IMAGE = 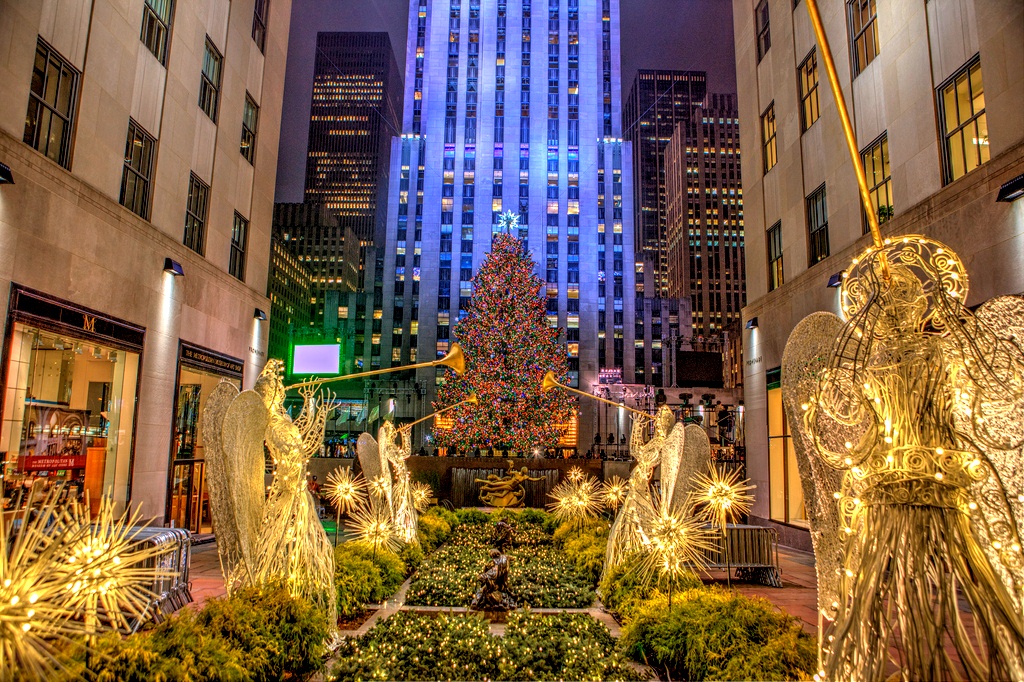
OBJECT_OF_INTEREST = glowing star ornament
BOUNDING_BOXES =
[601,476,628,512]
[349,503,402,559]
[410,481,434,513]
[0,490,165,682]
[636,491,713,607]
[566,466,585,483]
[547,474,603,529]
[324,466,367,516]
[693,465,755,533]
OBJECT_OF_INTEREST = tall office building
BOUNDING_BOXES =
[664,93,745,339]
[733,0,1023,547]
[380,0,638,450]
[304,32,402,245]
[624,70,707,297]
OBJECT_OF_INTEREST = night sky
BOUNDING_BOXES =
[275,0,737,201]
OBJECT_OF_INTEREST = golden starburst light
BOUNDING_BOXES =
[324,466,367,515]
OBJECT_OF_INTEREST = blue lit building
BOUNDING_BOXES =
[379,0,638,450]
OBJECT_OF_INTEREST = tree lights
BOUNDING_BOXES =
[432,228,575,453]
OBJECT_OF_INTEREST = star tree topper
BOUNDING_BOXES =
[498,210,520,233]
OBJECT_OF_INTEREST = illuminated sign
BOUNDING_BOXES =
[291,344,341,375]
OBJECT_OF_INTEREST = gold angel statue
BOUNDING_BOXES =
[783,236,1024,681]
[202,360,336,627]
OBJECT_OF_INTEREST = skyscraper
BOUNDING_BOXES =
[624,70,707,297]
[664,93,745,339]
[380,0,638,450]
[304,32,402,245]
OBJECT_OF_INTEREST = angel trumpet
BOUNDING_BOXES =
[541,371,651,418]
[286,343,465,391]
[400,392,478,431]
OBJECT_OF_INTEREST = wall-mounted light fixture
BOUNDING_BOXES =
[745,317,758,330]
[0,162,14,185]
[253,308,267,321]
[163,258,184,276]
[996,173,1024,203]
[827,272,844,287]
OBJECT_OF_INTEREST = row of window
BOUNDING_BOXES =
[755,0,877,76]
[141,0,269,65]
[760,56,988,291]
[24,32,259,282]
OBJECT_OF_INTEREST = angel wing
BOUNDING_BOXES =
[781,312,847,616]
[657,421,686,510]
[676,424,712,506]
[965,294,1024,608]
[202,382,269,587]
[357,431,391,511]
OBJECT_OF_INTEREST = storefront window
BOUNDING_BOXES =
[766,368,807,527]
[167,345,242,533]
[1,323,139,516]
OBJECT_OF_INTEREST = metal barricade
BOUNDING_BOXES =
[697,523,782,587]
[125,526,193,626]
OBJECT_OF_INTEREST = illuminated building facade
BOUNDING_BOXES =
[380,0,639,450]
[267,236,313,364]
[664,93,745,339]
[624,70,707,298]
[304,32,401,246]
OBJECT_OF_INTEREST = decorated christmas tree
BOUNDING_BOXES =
[432,213,575,453]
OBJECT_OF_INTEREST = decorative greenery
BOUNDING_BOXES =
[63,585,329,682]
[404,523,594,608]
[417,513,453,552]
[619,589,816,682]
[330,611,644,681]
[431,229,575,452]
[333,544,406,615]
[453,508,490,526]
[555,519,610,586]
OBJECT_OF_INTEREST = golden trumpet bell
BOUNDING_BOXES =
[440,343,466,376]
[542,370,560,392]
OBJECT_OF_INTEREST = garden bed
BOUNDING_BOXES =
[330,610,644,681]
[404,520,595,608]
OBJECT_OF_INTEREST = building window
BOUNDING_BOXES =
[229,212,248,281]
[939,58,988,184]
[120,119,155,219]
[198,38,222,122]
[861,133,892,228]
[761,103,777,173]
[183,173,209,254]
[755,0,771,62]
[767,368,806,526]
[240,95,259,163]
[798,49,819,131]
[848,0,878,76]
[767,221,783,291]
[140,0,173,64]
[23,40,79,168]
[806,184,829,266]
[252,0,269,53]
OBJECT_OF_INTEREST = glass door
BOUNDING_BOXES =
[168,460,209,533]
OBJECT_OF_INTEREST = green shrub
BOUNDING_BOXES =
[417,512,452,551]
[71,587,328,682]
[399,541,425,573]
[334,549,383,617]
[619,589,816,681]
[516,507,554,527]
[422,505,459,529]
[552,517,608,546]
[196,585,329,681]
[336,543,406,600]
[454,508,490,525]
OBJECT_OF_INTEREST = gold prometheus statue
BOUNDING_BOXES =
[476,459,543,508]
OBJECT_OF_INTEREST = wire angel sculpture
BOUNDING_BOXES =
[782,236,1024,681]
[202,360,336,628]
[604,406,712,575]
[355,421,420,546]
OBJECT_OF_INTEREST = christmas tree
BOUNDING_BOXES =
[433,213,575,453]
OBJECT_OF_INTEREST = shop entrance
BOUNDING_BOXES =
[166,343,243,534]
